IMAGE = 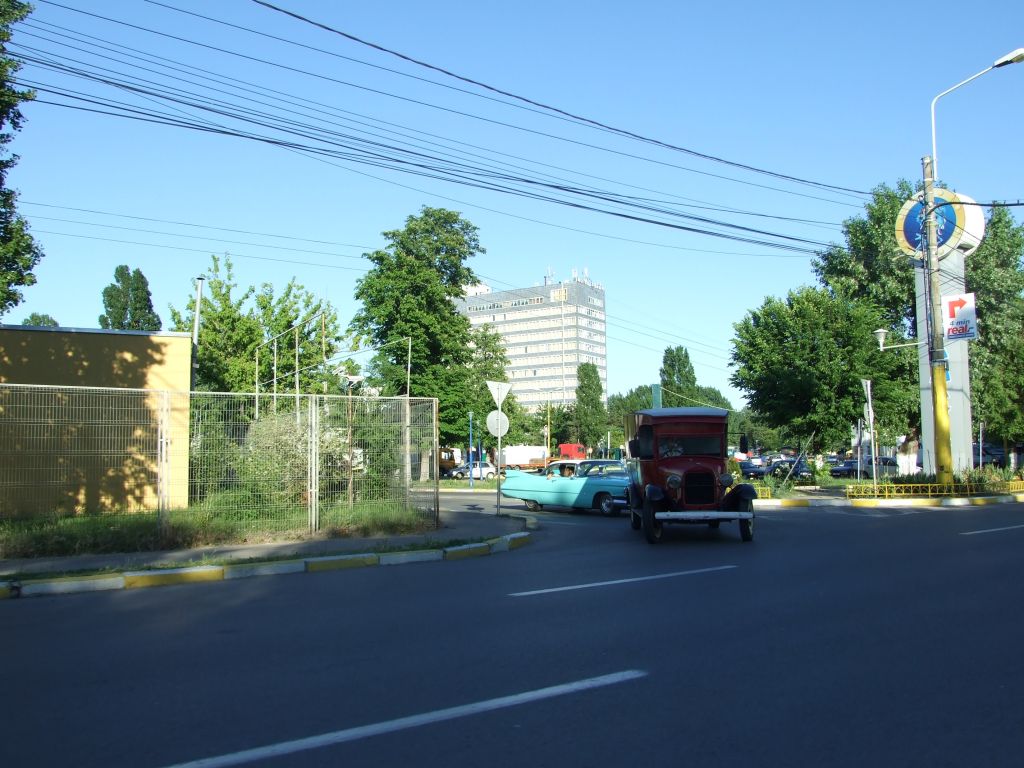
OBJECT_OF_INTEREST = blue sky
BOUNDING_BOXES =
[6,0,1023,406]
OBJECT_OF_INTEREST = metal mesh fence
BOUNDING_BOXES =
[0,384,439,542]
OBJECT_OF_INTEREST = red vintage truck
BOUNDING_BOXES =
[624,407,756,544]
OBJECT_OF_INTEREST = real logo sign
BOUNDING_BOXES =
[943,292,977,342]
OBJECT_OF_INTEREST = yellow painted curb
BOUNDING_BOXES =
[305,553,379,572]
[776,499,811,507]
[507,532,532,550]
[0,582,13,600]
[124,566,224,589]
[444,543,491,560]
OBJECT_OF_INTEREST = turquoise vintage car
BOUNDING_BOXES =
[500,459,630,515]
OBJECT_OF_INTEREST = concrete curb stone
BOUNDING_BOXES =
[1,530,534,601]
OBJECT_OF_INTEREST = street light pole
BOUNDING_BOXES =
[922,47,1023,481]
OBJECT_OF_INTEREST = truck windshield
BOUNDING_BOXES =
[657,435,721,458]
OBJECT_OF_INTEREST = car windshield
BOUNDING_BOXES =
[656,435,721,458]
[579,462,625,477]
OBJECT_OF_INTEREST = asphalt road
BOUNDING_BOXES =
[4,500,1024,767]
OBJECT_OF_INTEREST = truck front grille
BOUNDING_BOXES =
[684,471,716,505]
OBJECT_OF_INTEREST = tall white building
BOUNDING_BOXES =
[457,270,607,411]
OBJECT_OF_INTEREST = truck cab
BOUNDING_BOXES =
[625,407,756,544]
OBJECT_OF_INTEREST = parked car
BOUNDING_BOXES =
[830,459,861,478]
[500,459,628,515]
[972,444,1006,468]
[766,459,814,481]
[738,460,767,480]
[448,461,498,480]
[831,457,898,479]
[625,407,756,544]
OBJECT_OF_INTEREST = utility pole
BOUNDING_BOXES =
[923,156,954,485]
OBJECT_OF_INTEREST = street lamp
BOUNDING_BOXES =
[931,47,1024,181]
[873,328,927,351]
[922,47,1023,483]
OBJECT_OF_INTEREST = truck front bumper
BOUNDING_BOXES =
[654,510,754,521]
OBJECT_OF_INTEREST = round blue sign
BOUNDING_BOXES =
[897,193,959,254]
[895,191,971,258]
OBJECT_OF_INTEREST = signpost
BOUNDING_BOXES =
[894,188,985,476]
[485,380,512,515]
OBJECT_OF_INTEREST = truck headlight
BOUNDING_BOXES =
[665,474,682,490]
[719,472,735,487]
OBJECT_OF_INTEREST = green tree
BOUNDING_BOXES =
[730,286,916,451]
[607,384,653,429]
[659,346,698,405]
[547,403,575,447]
[253,278,343,394]
[464,321,528,448]
[171,256,342,394]
[966,206,1024,449]
[813,181,918,332]
[349,207,482,445]
[0,1,42,318]
[573,362,606,450]
[21,311,57,326]
[99,265,162,330]
[170,257,260,392]
[810,180,926,444]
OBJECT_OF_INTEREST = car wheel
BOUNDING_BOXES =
[485,472,494,480]
[630,510,641,530]
[641,497,662,544]
[595,492,616,516]
[454,471,464,479]
[524,499,540,512]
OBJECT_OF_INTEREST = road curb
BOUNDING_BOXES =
[0,530,534,601]
[756,495,1024,509]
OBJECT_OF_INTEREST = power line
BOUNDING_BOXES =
[32,0,867,210]
[248,0,869,198]
[13,38,837,252]
[20,201,377,249]
[25,90,831,254]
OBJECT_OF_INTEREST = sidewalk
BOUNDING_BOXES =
[0,509,534,599]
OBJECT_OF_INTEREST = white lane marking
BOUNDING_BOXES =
[158,670,647,768]
[509,565,737,597]
[960,523,1024,536]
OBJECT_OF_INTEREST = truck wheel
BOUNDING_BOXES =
[630,510,641,530]
[738,498,754,542]
[524,499,540,512]
[642,498,662,544]
[595,492,616,516]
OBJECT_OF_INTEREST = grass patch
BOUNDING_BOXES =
[0,493,435,560]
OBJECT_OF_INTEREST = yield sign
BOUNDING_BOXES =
[942,292,977,342]
[486,380,512,408]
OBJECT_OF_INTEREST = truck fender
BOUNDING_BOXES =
[722,483,757,510]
